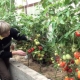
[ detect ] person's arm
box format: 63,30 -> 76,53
0,50 -> 26,58
10,28 -> 31,42
12,50 -> 26,56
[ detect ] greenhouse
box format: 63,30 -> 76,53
0,0 -> 80,80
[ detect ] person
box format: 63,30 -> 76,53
0,20 -> 31,80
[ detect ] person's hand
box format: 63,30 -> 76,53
12,50 -> 26,56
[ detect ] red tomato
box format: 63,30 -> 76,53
74,51 -> 80,59
67,68 -> 72,73
63,65 -> 70,72
69,77 -> 74,80
31,47 -> 35,51
59,61 -> 66,67
64,76 -> 69,80
27,49 -> 32,53
75,30 -> 80,37
70,59 -> 74,64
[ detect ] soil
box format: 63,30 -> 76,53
13,55 -> 66,80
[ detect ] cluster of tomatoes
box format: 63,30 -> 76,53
55,51 -> 80,80
59,60 -> 74,72
27,45 -> 43,53
60,30 -> 80,80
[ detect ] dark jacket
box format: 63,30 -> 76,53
0,28 -> 27,58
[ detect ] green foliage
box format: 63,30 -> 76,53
39,0 -> 80,79
41,0 -> 80,52
1,0 -> 80,78
0,0 -> 18,28
16,0 -> 80,69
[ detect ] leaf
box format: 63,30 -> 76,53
64,0 -> 71,5
48,0 -> 54,3
52,22 -> 56,32
66,11 -> 70,17
75,23 -> 80,30
64,31 -> 71,38
0,1 -> 6,5
59,17 -> 64,24
60,19 -> 65,24
0,8 -> 3,11
41,0 -> 49,8
49,11 -> 55,15
74,0 -> 79,5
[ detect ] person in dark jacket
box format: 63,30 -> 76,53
0,20 -> 31,80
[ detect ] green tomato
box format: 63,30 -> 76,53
62,55 -> 66,60
34,39 -> 38,42
39,58 -> 43,60
37,51 -> 40,53
54,53 -> 58,55
52,61 -> 54,63
66,54 -> 71,59
34,51 -> 38,54
41,51 -> 45,54
36,34 -> 40,37
35,42 -> 40,45
51,57 -> 53,60
41,54 -> 44,57
58,64 -> 60,66
72,47 -> 76,52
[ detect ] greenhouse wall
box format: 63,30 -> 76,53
15,0 -> 42,15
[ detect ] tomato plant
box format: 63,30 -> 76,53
1,0 -> 80,79
16,0 -> 80,79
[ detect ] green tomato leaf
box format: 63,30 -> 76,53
66,11 -> 70,17
64,0 -> 71,5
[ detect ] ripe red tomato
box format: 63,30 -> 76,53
31,47 -> 35,51
67,68 -> 72,73
74,51 -> 80,59
27,49 -> 32,53
75,30 -> 80,37
63,65 -> 70,72
64,76 -> 69,80
70,59 -> 74,64
69,77 -> 74,80
59,61 -> 66,67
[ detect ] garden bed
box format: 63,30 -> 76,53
13,55 -> 66,80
